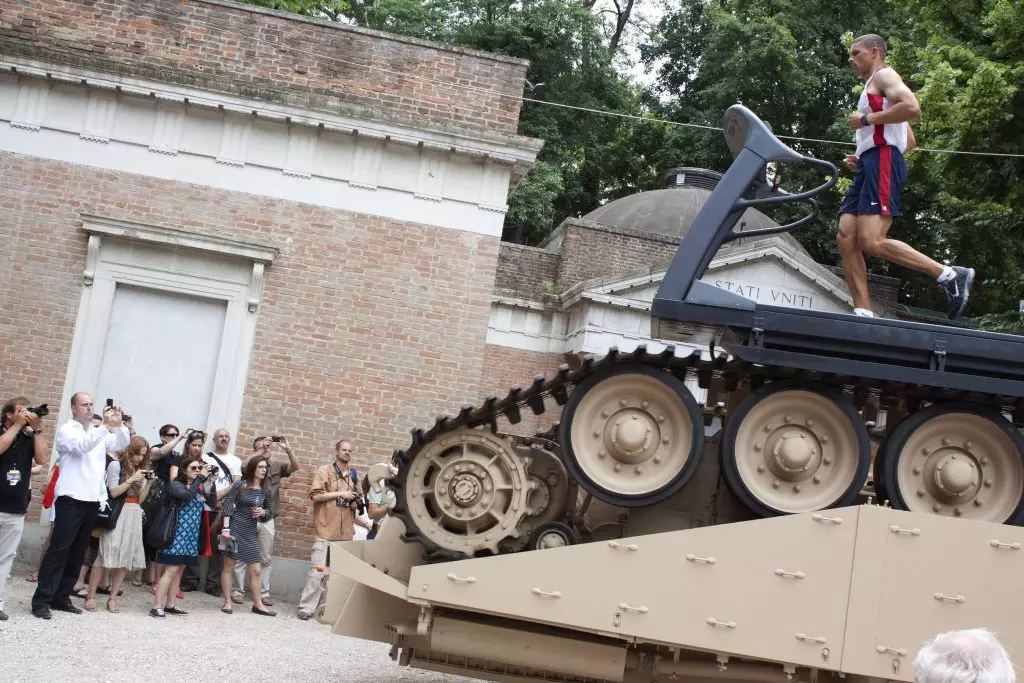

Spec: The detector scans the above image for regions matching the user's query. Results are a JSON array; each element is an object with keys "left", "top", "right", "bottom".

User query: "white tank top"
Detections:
[{"left": 855, "top": 67, "right": 908, "bottom": 157}]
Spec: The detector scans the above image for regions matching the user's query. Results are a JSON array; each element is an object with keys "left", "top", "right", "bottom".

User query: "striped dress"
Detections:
[{"left": 222, "top": 481, "right": 271, "bottom": 565}]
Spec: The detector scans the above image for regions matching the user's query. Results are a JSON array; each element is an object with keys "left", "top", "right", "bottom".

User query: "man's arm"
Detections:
[
  {"left": 104, "top": 425, "right": 131, "bottom": 454},
  {"left": 55, "top": 421, "right": 108, "bottom": 459},
  {"left": 866, "top": 69, "right": 921, "bottom": 124},
  {"left": 275, "top": 437, "right": 299, "bottom": 476},
  {"left": 906, "top": 122, "right": 917, "bottom": 153},
  {"left": 0, "top": 409, "right": 29, "bottom": 457}
]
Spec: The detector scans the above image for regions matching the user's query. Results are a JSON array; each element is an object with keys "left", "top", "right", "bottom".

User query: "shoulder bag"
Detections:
[{"left": 95, "top": 464, "right": 127, "bottom": 530}]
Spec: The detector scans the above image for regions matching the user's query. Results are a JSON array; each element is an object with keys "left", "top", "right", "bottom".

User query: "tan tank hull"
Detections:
[{"left": 322, "top": 504, "right": 1024, "bottom": 683}]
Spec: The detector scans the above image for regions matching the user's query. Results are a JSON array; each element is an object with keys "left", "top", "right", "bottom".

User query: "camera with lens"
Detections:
[
  {"left": 143, "top": 470, "right": 155, "bottom": 480},
  {"left": 27, "top": 404, "right": 49, "bottom": 417},
  {"left": 208, "top": 465, "right": 219, "bottom": 475}
]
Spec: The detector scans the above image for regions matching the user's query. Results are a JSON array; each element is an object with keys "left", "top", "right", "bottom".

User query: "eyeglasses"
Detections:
[
  {"left": 187, "top": 465, "right": 202, "bottom": 472},
  {"left": 164, "top": 432, "right": 179, "bottom": 438}
]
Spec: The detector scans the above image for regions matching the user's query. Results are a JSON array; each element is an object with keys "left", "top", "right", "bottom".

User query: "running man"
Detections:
[{"left": 837, "top": 33, "right": 973, "bottom": 320}]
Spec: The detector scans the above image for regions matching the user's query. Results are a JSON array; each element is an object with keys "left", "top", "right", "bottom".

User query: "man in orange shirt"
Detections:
[{"left": 296, "top": 439, "right": 359, "bottom": 621}]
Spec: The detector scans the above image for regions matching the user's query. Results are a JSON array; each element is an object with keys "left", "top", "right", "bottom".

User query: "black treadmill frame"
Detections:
[{"left": 651, "top": 105, "right": 1024, "bottom": 399}]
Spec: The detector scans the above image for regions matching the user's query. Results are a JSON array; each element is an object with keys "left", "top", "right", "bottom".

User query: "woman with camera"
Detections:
[
  {"left": 150, "top": 456, "right": 217, "bottom": 618},
  {"left": 84, "top": 436, "right": 155, "bottom": 613},
  {"left": 218, "top": 455, "right": 275, "bottom": 616}
]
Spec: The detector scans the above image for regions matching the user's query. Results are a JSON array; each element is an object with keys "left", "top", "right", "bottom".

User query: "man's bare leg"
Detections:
[
  {"left": 837, "top": 212, "right": 873, "bottom": 312},
  {"left": 856, "top": 214, "right": 943, "bottom": 278}
]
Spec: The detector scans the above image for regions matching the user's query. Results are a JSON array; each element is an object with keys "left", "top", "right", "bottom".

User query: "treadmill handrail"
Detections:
[{"left": 653, "top": 104, "right": 839, "bottom": 308}]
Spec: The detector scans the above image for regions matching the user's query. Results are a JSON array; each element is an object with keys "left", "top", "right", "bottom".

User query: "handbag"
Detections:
[
  {"left": 145, "top": 495, "right": 182, "bottom": 550},
  {"left": 95, "top": 462, "right": 129, "bottom": 530}
]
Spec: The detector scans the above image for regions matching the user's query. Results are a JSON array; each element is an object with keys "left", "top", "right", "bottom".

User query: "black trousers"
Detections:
[{"left": 31, "top": 495, "right": 99, "bottom": 611}]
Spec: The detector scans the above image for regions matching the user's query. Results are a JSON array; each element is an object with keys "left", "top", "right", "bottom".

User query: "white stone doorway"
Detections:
[{"left": 46, "top": 216, "right": 277, "bottom": 521}]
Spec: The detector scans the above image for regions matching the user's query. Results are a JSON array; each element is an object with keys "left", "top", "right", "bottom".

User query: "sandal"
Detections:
[
  {"left": 71, "top": 587, "right": 87, "bottom": 599},
  {"left": 164, "top": 606, "right": 188, "bottom": 615},
  {"left": 83, "top": 598, "right": 98, "bottom": 612},
  {"left": 252, "top": 606, "right": 277, "bottom": 617},
  {"left": 106, "top": 599, "right": 119, "bottom": 614},
  {"left": 26, "top": 574, "right": 37, "bottom": 582},
  {"left": 221, "top": 606, "right": 233, "bottom": 614}
]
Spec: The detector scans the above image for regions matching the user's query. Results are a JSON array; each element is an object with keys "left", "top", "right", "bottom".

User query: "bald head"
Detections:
[{"left": 914, "top": 629, "right": 1015, "bottom": 683}]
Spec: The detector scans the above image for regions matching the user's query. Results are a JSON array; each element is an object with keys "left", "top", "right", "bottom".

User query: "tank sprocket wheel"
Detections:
[
  {"left": 875, "top": 403, "right": 1024, "bottom": 524},
  {"left": 560, "top": 363, "right": 704, "bottom": 507},
  {"left": 391, "top": 426, "right": 534, "bottom": 557},
  {"left": 722, "top": 380, "right": 871, "bottom": 517}
]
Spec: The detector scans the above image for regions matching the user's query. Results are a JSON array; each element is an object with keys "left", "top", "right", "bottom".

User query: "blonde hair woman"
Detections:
[{"left": 84, "top": 436, "right": 154, "bottom": 613}]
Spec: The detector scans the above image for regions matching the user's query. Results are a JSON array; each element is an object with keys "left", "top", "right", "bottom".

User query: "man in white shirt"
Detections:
[{"left": 31, "top": 392, "right": 130, "bottom": 619}]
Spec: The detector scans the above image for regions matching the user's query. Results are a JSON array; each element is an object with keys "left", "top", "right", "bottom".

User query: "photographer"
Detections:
[
  {"left": 0, "top": 397, "right": 48, "bottom": 621},
  {"left": 151, "top": 456, "right": 218, "bottom": 617},
  {"left": 296, "top": 439, "right": 359, "bottom": 621},
  {"left": 231, "top": 434, "right": 298, "bottom": 607},
  {"left": 84, "top": 436, "right": 154, "bottom": 613},
  {"left": 31, "top": 393, "right": 130, "bottom": 620}
]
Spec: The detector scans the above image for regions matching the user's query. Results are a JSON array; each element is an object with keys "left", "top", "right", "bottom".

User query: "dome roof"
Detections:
[
  {"left": 576, "top": 168, "right": 810, "bottom": 256},
  {"left": 583, "top": 187, "right": 777, "bottom": 239}
]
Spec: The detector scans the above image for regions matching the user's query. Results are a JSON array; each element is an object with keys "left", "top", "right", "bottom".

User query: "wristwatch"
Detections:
[{"left": 860, "top": 113, "right": 871, "bottom": 127}]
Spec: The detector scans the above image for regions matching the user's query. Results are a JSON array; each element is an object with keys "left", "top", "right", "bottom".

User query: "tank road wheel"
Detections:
[
  {"left": 560, "top": 364, "right": 704, "bottom": 507},
  {"left": 875, "top": 404, "right": 1024, "bottom": 524},
  {"left": 527, "top": 521, "right": 577, "bottom": 551},
  {"left": 722, "top": 381, "right": 871, "bottom": 517},
  {"left": 399, "top": 427, "right": 533, "bottom": 556}
]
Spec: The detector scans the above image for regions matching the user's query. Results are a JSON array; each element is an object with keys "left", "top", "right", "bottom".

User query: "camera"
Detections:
[
  {"left": 143, "top": 470, "right": 155, "bottom": 480},
  {"left": 208, "top": 465, "right": 219, "bottom": 475},
  {"left": 27, "top": 404, "right": 49, "bottom": 417},
  {"left": 270, "top": 435, "right": 283, "bottom": 443},
  {"left": 104, "top": 398, "right": 130, "bottom": 421}
]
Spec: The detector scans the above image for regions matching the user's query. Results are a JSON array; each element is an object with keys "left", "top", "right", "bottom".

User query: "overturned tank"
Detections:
[{"left": 322, "top": 105, "right": 1024, "bottom": 683}]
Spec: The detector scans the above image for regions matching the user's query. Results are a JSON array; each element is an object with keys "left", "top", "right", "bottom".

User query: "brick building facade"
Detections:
[{"left": 0, "top": 0, "right": 541, "bottom": 563}]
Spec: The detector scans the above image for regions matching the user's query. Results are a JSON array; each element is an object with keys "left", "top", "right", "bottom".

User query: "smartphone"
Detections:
[
  {"left": 106, "top": 398, "right": 114, "bottom": 408},
  {"left": 271, "top": 436, "right": 283, "bottom": 443}
]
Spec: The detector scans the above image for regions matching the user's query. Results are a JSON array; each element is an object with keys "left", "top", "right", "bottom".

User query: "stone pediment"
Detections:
[{"left": 568, "top": 236, "right": 853, "bottom": 313}]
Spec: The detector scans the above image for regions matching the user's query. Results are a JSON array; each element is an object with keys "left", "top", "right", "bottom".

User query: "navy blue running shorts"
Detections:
[{"left": 838, "top": 145, "right": 906, "bottom": 218}]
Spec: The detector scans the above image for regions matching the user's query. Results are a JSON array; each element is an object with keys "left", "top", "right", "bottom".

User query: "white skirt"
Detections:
[{"left": 96, "top": 502, "right": 147, "bottom": 571}]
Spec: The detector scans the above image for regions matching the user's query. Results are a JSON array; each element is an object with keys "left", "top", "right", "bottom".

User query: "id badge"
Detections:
[{"left": 6, "top": 468, "right": 21, "bottom": 486}]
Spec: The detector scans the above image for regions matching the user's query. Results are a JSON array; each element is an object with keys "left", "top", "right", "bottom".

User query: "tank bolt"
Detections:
[
  {"left": 593, "top": 431, "right": 600, "bottom": 439},
  {"left": 632, "top": 415, "right": 639, "bottom": 421},
  {"left": 598, "top": 451, "right": 606, "bottom": 459},
  {"left": 757, "top": 464, "right": 766, "bottom": 473},
  {"left": 620, "top": 399, "right": 628, "bottom": 407},
  {"left": 917, "top": 489, "right": 925, "bottom": 497},
  {"left": 658, "top": 415, "right": 665, "bottom": 423},
  {"left": 942, "top": 437, "right": 951, "bottom": 446},
  {"left": 823, "top": 457, "right": 832, "bottom": 466},
  {"left": 614, "top": 464, "right": 622, "bottom": 472},
  {"left": 799, "top": 433, "right": 806, "bottom": 440},
  {"left": 913, "top": 466, "right": 922, "bottom": 475},
  {"left": 812, "top": 476, "right": 821, "bottom": 484},
  {"left": 964, "top": 441, "right": 973, "bottom": 450},
  {"left": 641, "top": 401, "right": 649, "bottom": 409},
  {"left": 793, "top": 484, "right": 801, "bottom": 493},
  {"left": 981, "top": 457, "right": 990, "bottom": 465},
  {"left": 985, "top": 479, "right": 993, "bottom": 488},
  {"left": 954, "top": 507, "right": 962, "bottom": 517},
  {"left": 662, "top": 437, "right": 669, "bottom": 445},
  {"left": 933, "top": 503, "right": 942, "bottom": 512},
  {"left": 772, "top": 479, "right": 780, "bottom": 489},
  {"left": 443, "top": 502, "right": 451, "bottom": 509},
  {"left": 922, "top": 447, "right": 931, "bottom": 455},
  {"left": 806, "top": 419, "right": 815, "bottom": 427},
  {"left": 784, "top": 415, "right": 792, "bottom": 423},
  {"left": 951, "top": 454, "right": 958, "bottom": 460},
  {"left": 602, "top": 410, "right": 609, "bottom": 418},
  {"left": 615, "top": 420, "right": 622, "bottom": 427},
  {"left": 974, "top": 499, "right": 983, "bottom": 507},
  {"left": 653, "top": 456, "right": 662, "bottom": 464},
  {"left": 754, "top": 443, "right": 763, "bottom": 452},
  {"left": 820, "top": 435, "right": 829, "bottom": 444},
  {"left": 764, "top": 424, "right": 773, "bottom": 432},
  {"left": 484, "top": 483, "right": 492, "bottom": 492},
  {"left": 635, "top": 466, "right": 643, "bottom": 475}
]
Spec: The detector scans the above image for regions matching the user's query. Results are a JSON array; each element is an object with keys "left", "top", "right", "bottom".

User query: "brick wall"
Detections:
[
  {"left": 557, "top": 221, "right": 678, "bottom": 290},
  {"left": 494, "top": 242, "right": 560, "bottom": 300},
  {"left": 0, "top": 152, "right": 499, "bottom": 559},
  {"left": 0, "top": 0, "right": 527, "bottom": 136},
  {"left": 477, "top": 345, "right": 565, "bottom": 438}
]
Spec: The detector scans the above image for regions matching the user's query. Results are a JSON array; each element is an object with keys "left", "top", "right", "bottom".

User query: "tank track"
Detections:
[{"left": 389, "top": 343, "right": 1024, "bottom": 560}]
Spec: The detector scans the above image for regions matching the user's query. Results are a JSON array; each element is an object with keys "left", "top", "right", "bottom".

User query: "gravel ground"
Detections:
[{"left": 1, "top": 561, "right": 477, "bottom": 683}]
